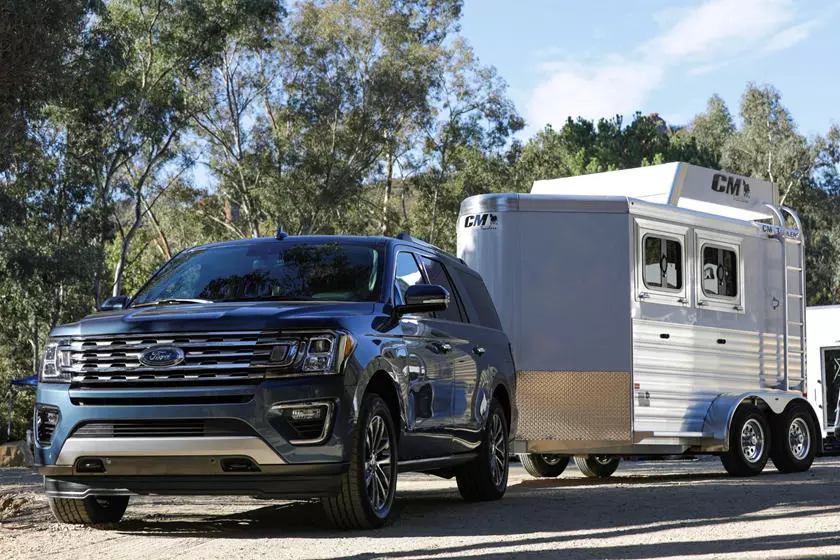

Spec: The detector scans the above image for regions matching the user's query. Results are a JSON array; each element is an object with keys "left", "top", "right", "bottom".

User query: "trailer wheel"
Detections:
[
  {"left": 720, "top": 404, "right": 770, "bottom": 477},
  {"left": 770, "top": 404, "right": 816, "bottom": 473},
  {"left": 48, "top": 496, "right": 129, "bottom": 525},
  {"left": 519, "top": 454, "right": 570, "bottom": 478},
  {"left": 574, "top": 455, "right": 620, "bottom": 478}
]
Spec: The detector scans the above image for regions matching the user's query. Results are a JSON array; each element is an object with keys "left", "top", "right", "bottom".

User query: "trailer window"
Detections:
[
  {"left": 642, "top": 235, "right": 683, "bottom": 291},
  {"left": 701, "top": 245, "right": 738, "bottom": 298}
]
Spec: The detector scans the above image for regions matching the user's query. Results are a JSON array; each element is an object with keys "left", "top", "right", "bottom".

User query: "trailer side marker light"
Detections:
[{"left": 634, "top": 383, "right": 640, "bottom": 390}]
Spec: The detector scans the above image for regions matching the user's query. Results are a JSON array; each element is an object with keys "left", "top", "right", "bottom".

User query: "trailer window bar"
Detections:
[
  {"left": 700, "top": 243, "right": 739, "bottom": 300},
  {"left": 642, "top": 234, "right": 684, "bottom": 292}
]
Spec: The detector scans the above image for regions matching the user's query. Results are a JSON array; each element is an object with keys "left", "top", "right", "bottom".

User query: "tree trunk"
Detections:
[{"left": 381, "top": 150, "right": 394, "bottom": 235}]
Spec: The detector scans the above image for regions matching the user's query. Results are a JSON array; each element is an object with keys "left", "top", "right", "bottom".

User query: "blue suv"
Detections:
[{"left": 35, "top": 233, "right": 516, "bottom": 529}]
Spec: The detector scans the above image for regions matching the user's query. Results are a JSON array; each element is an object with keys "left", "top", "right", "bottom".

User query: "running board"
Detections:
[{"left": 398, "top": 453, "right": 478, "bottom": 473}]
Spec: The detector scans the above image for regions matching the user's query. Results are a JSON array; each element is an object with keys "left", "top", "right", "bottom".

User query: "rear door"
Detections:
[{"left": 445, "top": 266, "right": 513, "bottom": 454}]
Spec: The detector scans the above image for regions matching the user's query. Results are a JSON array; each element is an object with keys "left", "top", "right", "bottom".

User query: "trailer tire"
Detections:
[
  {"left": 574, "top": 455, "right": 620, "bottom": 478},
  {"left": 770, "top": 404, "right": 816, "bottom": 473},
  {"left": 720, "top": 404, "right": 770, "bottom": 477},
  {"left": 519, "top": 454, "right": 570, "bottom": 478},
  {"left": 48, "top": 496, "right": 129, "bottom": 525},
  {"left": 456, "top": 398, "right": 509, "bottom": 502}
]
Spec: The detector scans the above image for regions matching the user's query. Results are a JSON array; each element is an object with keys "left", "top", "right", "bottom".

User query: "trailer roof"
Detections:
[{"left": 531, "top": 162, "right": 777, "bottom": 222}]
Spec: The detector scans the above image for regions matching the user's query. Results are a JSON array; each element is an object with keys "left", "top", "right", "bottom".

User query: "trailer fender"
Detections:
[{"left": 702, "top": 392, "right": 816, "bottom": 452}]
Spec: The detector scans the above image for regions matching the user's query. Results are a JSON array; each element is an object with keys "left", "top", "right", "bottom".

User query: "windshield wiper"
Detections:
[
  {"left": 132, "top": 298, "right": 214, "bottom": 308},
  {"left": 232, "top": 296, "right": 316, "bottom": 302}
]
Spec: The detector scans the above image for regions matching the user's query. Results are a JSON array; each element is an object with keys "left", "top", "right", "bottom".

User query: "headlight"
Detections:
[
  {"left": 40, "top": 339, "right": 72, "bottom": 383},
  {"left": 266, "top": 332, "right": 355, "bottom": 377}
]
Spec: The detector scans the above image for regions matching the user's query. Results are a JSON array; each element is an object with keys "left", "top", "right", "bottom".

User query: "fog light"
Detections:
[
  {"left": 290, "top": 407, "right": 325, "bottom": 421},
  {"left": 35, "top": 405, "right": 60, "bottom": 446}
]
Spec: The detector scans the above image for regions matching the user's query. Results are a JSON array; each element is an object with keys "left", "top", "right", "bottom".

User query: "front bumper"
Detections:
[
  {"left": 43, "top": 462, "right": 348, "bottom": 499},
  {"left": 35, "top": 375, "right": 354, "bottom": 479}
]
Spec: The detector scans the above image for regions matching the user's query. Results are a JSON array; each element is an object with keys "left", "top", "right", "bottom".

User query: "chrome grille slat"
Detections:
[{"left": 65, "top": 331, "right": 298, "bottom": 385}]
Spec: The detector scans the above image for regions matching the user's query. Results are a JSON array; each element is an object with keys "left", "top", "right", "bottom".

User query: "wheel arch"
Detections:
[
  {"left": 359, "top": 369, "right": 403, "bottom": 438},
  {"left": 702, "top": 392, "right": 819, "bottom": 453}
]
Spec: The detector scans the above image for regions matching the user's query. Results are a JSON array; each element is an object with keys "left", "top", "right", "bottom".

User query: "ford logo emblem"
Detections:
[{"left": 139, "top": 346, "right": 185, "bottom": 367}]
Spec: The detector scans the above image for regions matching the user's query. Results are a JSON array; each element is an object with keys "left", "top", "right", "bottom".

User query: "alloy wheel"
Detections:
[
  {"left": 364, "top": 414, "right": 393, "bottom": 515},
  {"left": 488, "top": 412, "right": 507, "bottom": 489}
]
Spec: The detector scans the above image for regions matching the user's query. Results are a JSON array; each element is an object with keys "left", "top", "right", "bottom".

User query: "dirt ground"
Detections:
[{"left": 2, "top": 456, "right": 840, "bottom": 560}]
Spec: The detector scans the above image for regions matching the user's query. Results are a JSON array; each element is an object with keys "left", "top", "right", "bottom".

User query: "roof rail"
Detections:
[
  {"left": 396, "top": 232, "right": 466, "bottom": 263},
  {"left": 396, "top": 232, "right": 443, "bottom": 252}
]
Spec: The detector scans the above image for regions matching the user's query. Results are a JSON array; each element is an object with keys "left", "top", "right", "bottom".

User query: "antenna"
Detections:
[{"left": 275, "top": 224, "right": 288, "bottom": 240}]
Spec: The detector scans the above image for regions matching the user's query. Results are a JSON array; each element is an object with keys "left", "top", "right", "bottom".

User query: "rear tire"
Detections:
[
  {"left": 720, "top": 404, "right": 770, "bottom": 477},
  {"left": 321, "top": 393, "right": 398, "bottom": 529},
  {"left": 456, "top": 398, "right": 509, "bottom": 501},
  {"left": 574, "top": 455, "right": 620, "bottom": 478},
  {"left": 48, "top": 496, "right": 129, "bottom": 525},
  {"left": 770, "top": 404, "right": 816, "bottom": 473},
  {"left": 519, "top": 454, "right": 570, "bottom": 478}
]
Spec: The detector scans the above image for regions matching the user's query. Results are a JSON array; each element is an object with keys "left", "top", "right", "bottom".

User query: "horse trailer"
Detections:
[{"left": 458, "top": 162, "right": 819, "bottom": 478}]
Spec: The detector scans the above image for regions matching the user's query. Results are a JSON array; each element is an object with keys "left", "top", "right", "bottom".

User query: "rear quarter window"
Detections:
[{"left": 452, "top": 268, "right": 503, "bottom": 330}]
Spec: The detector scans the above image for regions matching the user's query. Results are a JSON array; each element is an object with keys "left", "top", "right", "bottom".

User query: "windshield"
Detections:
[{"left": 131, "top": 242, "right": 383, "bottom": 305}]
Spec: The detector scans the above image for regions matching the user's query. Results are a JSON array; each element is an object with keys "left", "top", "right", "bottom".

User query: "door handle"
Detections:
[{"left": 473, "top": 346, "right": 486, "bottom": 356}]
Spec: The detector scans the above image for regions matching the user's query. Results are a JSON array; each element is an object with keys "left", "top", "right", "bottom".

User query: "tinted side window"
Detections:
[
  {"left": 419, "top": 256, "right": 463, "bottom": 323},
  {"left": 453, "top": 269, "right": 502, "bottom": 330},
  {"left": 702, "top": 245, "right": 738, "bottom": 298},
  {"left": 394, "top": 252, "right": 425, "bottom": 305},
  {"left": 642, "top": 235, "right": 683, "bottom": 291}
]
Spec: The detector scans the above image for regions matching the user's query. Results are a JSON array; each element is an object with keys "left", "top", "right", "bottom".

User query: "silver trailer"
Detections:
[
  {"left": 458, "top": 162, "right": 819, "bottom": 478},
  {"left": 806, "top": 305, "right": 840, "bottom": 453}
]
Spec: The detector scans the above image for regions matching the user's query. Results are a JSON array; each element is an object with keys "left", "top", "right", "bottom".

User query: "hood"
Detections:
[{"left": 51, "top": 301, "right": 379, "bottom": 337}]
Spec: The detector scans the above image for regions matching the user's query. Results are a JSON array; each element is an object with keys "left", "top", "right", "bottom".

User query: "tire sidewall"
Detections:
[
  {"left": 775, "top": 406, "right": 816, "bottom": 470},
  {"left": 355, "top": 395, "right": 398, "bottom": 525},
  {"left": 486, "top": 402, "right": 509, "bottom": 494},
  {"left": 732, "top": 408, "right": 771, "bottom": 472}
]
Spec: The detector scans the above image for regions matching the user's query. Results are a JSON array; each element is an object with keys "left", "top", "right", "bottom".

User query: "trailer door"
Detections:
[{"left": 823, "top": 347, "right": 840, "bottom": 434}]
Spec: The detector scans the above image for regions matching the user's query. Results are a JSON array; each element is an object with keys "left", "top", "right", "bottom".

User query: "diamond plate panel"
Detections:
[{"left": 515, "top": 371, "right": 632, "bottom": 441}]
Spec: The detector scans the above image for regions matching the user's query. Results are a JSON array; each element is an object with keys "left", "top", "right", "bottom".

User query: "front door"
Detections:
[{"left": 393, "top": 251, "right": 454, "bottom": 459}]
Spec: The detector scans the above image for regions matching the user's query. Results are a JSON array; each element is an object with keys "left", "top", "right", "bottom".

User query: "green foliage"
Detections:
[{"left": 3, "top": 2, "right": 840, "bottom": 441}]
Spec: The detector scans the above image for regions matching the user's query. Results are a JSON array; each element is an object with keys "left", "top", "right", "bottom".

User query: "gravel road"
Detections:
[{"left": 2, "top": 456, "right": 840, "bottom": 560}]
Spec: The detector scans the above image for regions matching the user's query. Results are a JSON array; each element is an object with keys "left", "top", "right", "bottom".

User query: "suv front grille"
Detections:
[
  {"left": 71, "top": 418, "right": 256, "bottom": 438},
  {"left": 65, "top": 331, "right": 300, "bottom": 386}
]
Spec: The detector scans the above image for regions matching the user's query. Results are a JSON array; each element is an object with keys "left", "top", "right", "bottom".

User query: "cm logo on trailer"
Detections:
[
  {"left": 711, "top": 173, "right": 751, "bottom": 199},
  {"left": 464, "top": 213, "right": 498, "bottom": 230}
]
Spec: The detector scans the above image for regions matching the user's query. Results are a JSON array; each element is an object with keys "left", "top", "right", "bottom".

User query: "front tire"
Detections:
[
  {"left": 48, "top": 496, "right": 129, "bottom": 525},
  {"left": 770, "top": 404, "right": 816, "bottom": 473},
  {"left": 519, "top": 454, "right": 570, "bottom": 478},
  {"left": 574, "top": 455, "right": 621, "bottom": 478},
  {"left": 720, "top": 404, "right": 770, "bottom": 477},
  {"left": 456, "top": 398, "right": 509, "bottom": 501},
  {"left": 321, "top": 393, "right": 398, "bottom": 529}
]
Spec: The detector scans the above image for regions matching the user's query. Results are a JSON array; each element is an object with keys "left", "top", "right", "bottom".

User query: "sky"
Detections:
[{"left": 461, "top": 0, "right": 840, "bottom": 138}]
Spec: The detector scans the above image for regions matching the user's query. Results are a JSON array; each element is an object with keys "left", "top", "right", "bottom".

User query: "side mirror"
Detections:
[
  {"left": 396, "top": 285, "right": 449, "bottom": 316},
  {"left": 99, "top": 295, "right": 130, "bottom": 311}
]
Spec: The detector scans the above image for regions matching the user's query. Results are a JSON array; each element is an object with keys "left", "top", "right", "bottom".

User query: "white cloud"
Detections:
[
  {"left": 528, "top": 61, "right": 663, "bottom": 126},
  {"left": 649, "top": 0, "right": 794, "bottom": 60},
  {"left": 526, "top": 0, "right": 818, "bottom": 130},
  {"left": 764, "top": 19, "right": 819, "bottom": 53}
]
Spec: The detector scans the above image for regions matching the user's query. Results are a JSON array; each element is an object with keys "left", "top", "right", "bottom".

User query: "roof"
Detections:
[
  {"left": 189, "top": 234, "right": 465, "bottom": 267},
  {"left": 531, "top": 162, "right": 778, "bottom": 222}
]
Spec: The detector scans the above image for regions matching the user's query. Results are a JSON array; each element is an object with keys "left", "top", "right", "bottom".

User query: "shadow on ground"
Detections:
[{"left": 104, "top": 460, "right": 840, "bottom": 559}]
